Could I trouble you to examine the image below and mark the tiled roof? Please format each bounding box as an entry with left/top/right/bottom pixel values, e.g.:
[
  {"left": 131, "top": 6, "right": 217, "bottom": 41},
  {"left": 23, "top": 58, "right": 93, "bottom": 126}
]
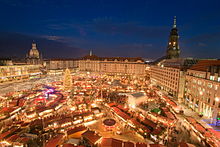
[
  {"left": 136, "top": 143, "right": 148, "bottom": 147},
  {"left": 149, "top": 144, "right": 165, "bottom": 147},
  {"left": 124, "top": 142, "right": 134, "bottom": 147},
  {"left": 82, "top": 130, "right": 101, "bottom": 145},
  {"left": 131, "top": 92, "right": 145, "bottom": 98},
  {"left": 67, "top": 126, "right": 87, "bottom": 135},
  {"left": 17, "top": 137, "right": 30, "bottom": 144},
  {"left": 6, "top": 134, "right": 19, "bottom": 142},
  {"left": 45, "top": 134, "right": 64, "bottom": 147},
  {"left": 44, "top": 55, "right": 144, "bottom": 62},
  {"left": 82, "top": 55, "right": 144, "bottom": 62},
  {"left": 44, "top": 58, "right": 79, "bottom": 61},
  {"left": 160, "top": 58, "right": 198, "bottom": 69},
  {"left": 190, "top": 59, "right": 220, "bottom": 71},
  {"left": 100, "top": 138, "right": 123, "bottom": 147},
  {"left": 62, "top": 144, "right": 76, "bottom": 147},
  {"left": 0, "top": 127, "right": 18, "bottom": 140},
  {"left": 143, "top": 119, "right": 157, "bottom": 128}
]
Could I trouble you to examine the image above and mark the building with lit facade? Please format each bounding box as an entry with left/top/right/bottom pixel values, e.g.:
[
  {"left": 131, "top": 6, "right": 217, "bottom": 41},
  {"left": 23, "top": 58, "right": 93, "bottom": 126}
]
[
  {"left": 44, "top": 59, "right": 79, "bottom": 72},
  {"left": 0, "top": 58, "right": 13, "bottom": 66},
  {"left": 0, "top": 64, "right": 42, "bottom": 83},
  {"left": 184, "top": 60, "right": 220, "bottom": 121},
  {"left": 150, "top": 17, "right": 198, "bottom": 101},
  {"left": 44, "top": 52, "right": 146, "bottom": 76},
  {"left": 78, "top": 53, "right": 146, "bottom": 76},
  {"left": 150, "top": 58, "right": 197, "bottom": 101}
]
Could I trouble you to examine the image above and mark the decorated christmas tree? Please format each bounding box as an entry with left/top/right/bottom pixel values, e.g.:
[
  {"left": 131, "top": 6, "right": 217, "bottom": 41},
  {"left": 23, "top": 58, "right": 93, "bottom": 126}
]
[{"left": 63, "top": 68, "right": 72, "bottom": 91}]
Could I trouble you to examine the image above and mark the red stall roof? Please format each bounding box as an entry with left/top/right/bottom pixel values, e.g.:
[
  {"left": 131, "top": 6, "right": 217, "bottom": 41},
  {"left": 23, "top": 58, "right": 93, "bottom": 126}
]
[
  {"left": 108, "top": 103, "right": 117, "bottom": 107},
  {"left": 124, "top": 142, "right": 134, "bottom": 147},
  {"left": 136, "top": 143, "right": 148, "bottom": 147},
  {"left": 62, "top": 144, "right": 75, "bottom": 147},
  {"left": 149, "top": 144, "right": 165, "bottom": 147},
  {"left": 142, "top": 119, "right": 157, "bottom": 128},
  {"left": 67, "top": 126, "right": 87, "bottom": 135},
  {"left": 82, "top": 130, "right": 101, "bottom": 145},
  {"left": 208, "top": 128, "right": 220, "bottom": 139},
  {"left": 100, "top": 138, "right": 123, "bottom": 147},
  {"left": 45, "top": 134, "right": 64, "bottom": 147}
]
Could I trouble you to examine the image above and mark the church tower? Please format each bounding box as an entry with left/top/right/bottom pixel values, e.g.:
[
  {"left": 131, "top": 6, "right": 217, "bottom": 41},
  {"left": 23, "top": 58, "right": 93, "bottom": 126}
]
[
  {"left": 166, "top": 16, "right": 180, "bottom": 59},
  {"left": 26, "top": 41, "right": 42, "bottom": 65}
]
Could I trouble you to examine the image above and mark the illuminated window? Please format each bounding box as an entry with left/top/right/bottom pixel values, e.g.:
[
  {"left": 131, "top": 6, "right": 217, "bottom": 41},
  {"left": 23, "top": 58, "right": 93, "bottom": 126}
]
[
  {"left": 210, "top": 76, "right": 215, "bottom": 80},
  {"left": 208, "top": 83, "right": 212, "bottom": 88},
  {"left": 218, "top": 77, "right": 220, "bottom": 82}
]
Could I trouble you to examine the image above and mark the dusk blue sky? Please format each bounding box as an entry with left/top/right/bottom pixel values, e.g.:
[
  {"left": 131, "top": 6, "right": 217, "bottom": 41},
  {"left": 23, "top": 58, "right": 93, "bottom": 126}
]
[{"left": 0, "top": 0, "right": 220, "bottom": 59}]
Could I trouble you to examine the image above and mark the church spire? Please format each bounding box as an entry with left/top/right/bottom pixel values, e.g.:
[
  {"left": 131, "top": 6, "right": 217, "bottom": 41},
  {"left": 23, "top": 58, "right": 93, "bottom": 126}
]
[
  {"left": 89, "top": 50, "right": 93, "bottom": 56},
  {"left": 173, "top": 16, "right": 177, "bottom": 28}
]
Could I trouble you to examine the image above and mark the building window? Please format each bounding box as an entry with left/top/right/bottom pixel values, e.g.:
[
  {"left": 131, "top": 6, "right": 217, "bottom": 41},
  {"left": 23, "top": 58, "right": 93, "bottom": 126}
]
[
  {"left": 208, "top": 83, "right": 212, "bottom": 88},
  {"left": 215, "top": 85, "right": 218, "bottom": 90},
  {"left": 210, "top": 76, "right": 215, "bottom": 81}
]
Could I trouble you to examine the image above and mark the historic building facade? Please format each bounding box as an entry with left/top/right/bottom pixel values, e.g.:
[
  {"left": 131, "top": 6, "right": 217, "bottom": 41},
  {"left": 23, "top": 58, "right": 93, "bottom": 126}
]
[
  {"left": 44, "top": 53, "right": 146, "bottom": 76},
  {"left": 78, "top": 54, "right": 146, "bottom": 76},
  {"left": 0, "top": 64, "right": 42, "bottom": 83},
  {"left": 184, "top": 60, "right": 220, "bottom": 121},
  {"left": 26, "top": 42, "right": 42, "bottom": 65},
  {"left": 150, "top": 58, "right": 197, "bottom": 101},
  {"left": 0, "top": 58, "right": 13, "bottom": 66},
  {"left": 44, "top": 59, "right": 79, "bottom": 70}
]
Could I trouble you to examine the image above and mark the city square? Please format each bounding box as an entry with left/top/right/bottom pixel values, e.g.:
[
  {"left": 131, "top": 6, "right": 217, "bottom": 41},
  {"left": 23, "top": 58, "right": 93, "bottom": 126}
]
[
  {"left": 0, "top": 70, "right": 219, "bottom": 146},
  {"left": 0, "top": 0, "right": 220, "bottom": 147}
]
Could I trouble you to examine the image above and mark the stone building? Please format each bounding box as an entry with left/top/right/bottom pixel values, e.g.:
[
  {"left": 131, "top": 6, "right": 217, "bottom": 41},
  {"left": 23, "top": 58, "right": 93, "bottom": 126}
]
[
  {"left": 78, "top": 53, "right": 146, "bottom": 76},
  {"left": 150, "top": 58, "right": 197, "bottom": 101},
  {"left": 44, "top": 52, "right": 146, "bottom": 76},
  {"left": 44, "top": 59, "right": 79, "bottom": 70},
  {"left": 26, "top": 41, "right": 42, "bottom": 65},
  {"left": 0, "top": 64, "right": 42, "bottom": 83},
  {"left": 184, "top": 60, "right": 220, "bottom": 121}
]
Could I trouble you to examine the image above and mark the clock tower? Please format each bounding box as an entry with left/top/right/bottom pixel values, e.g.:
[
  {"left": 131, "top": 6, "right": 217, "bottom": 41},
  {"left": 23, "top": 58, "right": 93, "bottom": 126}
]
[{"left": 166, "top": 16, "right": 180, "bottom": 59}]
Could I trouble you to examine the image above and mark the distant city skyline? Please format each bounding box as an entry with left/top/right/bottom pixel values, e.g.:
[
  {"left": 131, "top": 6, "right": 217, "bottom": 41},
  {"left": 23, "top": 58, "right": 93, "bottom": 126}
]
[{"left": 0, "top": 0, "right": 220, "bottom": 59}]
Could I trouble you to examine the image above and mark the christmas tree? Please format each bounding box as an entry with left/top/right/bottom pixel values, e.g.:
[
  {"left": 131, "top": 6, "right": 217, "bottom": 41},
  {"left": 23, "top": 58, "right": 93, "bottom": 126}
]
[{"left": 63, "top": 68, "right": 72, "bottom": 91}]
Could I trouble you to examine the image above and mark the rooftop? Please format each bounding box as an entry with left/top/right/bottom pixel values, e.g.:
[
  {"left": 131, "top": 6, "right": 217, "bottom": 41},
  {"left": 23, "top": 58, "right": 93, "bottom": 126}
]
[
  {"left": 131, "top": 92, "right": 145, "bottom": 98},
  {"left": 100, "top": 138, "right": 123, "bottom": 147},
  {"left": 189, "top": 59, "right": 220, "bottom": 72},
  {"left": 82, "top": 130, "right": 102, "bottom": 145}
]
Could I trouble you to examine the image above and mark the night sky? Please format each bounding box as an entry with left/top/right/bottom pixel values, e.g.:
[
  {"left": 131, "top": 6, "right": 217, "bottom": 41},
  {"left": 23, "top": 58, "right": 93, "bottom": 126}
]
[{"left": 0, "top": 0, "right": 220, "bottom": 59}]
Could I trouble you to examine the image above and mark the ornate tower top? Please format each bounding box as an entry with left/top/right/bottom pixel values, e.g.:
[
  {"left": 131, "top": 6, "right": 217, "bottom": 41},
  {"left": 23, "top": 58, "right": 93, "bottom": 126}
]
[
  {"left": 173, "top": 16, "right": 177, "bottom": 28},
  {"left": 26, "top": 41, "right": 43, "bottom": 65},
  {"left": 32, "top": 41, "right": 37, "bottom": 50},
  {"left": 29, "top": 41, "right": 40, "bottom": 58},
  {"left": 166, "top": 16, "right": 180, "bottom": 59}
]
